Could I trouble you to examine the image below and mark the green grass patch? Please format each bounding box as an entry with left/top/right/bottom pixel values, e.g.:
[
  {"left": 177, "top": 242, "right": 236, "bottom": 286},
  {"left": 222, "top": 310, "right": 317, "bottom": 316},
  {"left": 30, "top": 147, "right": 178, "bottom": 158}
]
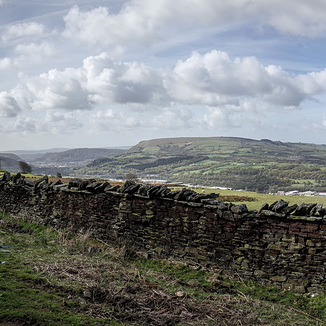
[
  {"left": 0, "top": 257, "right": 109, "bottom": 326},
  {"left": 173, "top": 186, "right": 326, "bottom": 211},
  {"left": 0, "top": 214, "right": 120, "bottom": 325},
  {"left": 1, "top": 212, "right": 326, "bottom": 325}
]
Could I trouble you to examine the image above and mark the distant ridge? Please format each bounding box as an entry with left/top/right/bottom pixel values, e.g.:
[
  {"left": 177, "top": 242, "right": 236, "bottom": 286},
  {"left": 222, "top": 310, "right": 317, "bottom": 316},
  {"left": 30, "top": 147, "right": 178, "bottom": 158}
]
[
  {"left": 0, "top": 153, "right": 24, "bottom": 172},
  {"left": 77, "top": 136, "right": 326, "bottom": 192}
]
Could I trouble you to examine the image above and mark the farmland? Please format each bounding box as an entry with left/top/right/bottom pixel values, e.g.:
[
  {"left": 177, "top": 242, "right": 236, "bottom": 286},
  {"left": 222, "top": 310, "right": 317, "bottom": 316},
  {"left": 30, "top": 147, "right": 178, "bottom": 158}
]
[{"left": 77, "top": 137, "right": 326, "bottom": 193}]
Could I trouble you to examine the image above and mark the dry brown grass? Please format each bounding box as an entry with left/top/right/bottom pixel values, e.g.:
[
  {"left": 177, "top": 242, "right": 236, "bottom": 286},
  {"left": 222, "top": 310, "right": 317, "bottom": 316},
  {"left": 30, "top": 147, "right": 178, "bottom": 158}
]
[{"left": 1, "top": 213, "right": 325, "bottom": 325}]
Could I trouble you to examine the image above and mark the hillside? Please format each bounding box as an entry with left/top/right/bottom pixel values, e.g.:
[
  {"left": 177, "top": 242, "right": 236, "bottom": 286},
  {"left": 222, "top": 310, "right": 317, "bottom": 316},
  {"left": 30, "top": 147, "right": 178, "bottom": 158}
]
[
  {"left": 77, "top": 137, "right": 326, "bottom": 192},
  {"left": 32, "top": 148, "right": 126, "bottom": 166},
  {"left": 1, "top": 148, "right": 127, "bottom": 176},
  {"left": 0, "top": 153, "right": 25, "bottom": 172},
  {"left": 8, "top": 148, "right": 69, "bottom": 161}
]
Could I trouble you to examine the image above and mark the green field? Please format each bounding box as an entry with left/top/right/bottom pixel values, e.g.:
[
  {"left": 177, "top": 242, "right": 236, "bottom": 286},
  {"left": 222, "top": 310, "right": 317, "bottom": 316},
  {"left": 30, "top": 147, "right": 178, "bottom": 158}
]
[
  {"left": 76, "top": 137, "right": 326, "bottom": 193},
  {"left": 186, "top": 186, "right": 326, "bottom": 211}
]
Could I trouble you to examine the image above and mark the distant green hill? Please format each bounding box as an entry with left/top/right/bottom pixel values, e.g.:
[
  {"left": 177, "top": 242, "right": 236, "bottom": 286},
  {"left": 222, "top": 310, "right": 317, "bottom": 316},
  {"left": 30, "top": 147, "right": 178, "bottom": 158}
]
[
  {"left": 33, "top": 148, "right": 126, "bottom": 166},
  {"left": 76, "top": 137, "right": 326, "bottom": 192}
]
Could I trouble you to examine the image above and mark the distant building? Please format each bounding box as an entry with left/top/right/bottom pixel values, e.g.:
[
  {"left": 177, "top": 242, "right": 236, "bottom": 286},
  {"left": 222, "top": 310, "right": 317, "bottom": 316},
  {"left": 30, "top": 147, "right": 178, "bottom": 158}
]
[
  {"left": 300, "top": 191, "right": 316, "bottom": 196},
  {"left": 285, "top": 190, "right": 300, "bottom": 196}
]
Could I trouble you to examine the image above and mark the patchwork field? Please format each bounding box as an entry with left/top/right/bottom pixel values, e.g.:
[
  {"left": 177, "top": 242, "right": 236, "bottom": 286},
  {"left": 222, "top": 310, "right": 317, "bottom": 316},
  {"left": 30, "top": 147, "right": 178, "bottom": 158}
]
[{"left": 77, "top": 137, "right": 326, "bottom": 193}]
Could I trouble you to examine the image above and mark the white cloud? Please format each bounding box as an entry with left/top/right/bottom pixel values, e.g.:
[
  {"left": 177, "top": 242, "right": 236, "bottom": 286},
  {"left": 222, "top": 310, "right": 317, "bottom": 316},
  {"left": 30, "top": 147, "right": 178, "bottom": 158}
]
[
  {"left": 166, "top": 50, "right": 315, "bottom": 108},
  {"left": 82, "top": 52, "right": 164, "bottom": 104},
  {"left": 43, "top": 111, "right": 83, "bottom": 134},
  {"left": 202, "top": 101, "right": 265, "bottom": 131},
  {"left": 9, "top": 84, "right": 32, "bottom": 111},
  {"left": 62, "top": 2, "right": 253, "bottom": 49},
  {"left": 3, "top": 0, "right": 326, "bottom": 148},
  {"left": 203, "top": 106, "right": 237, "bottom": 129},
  {"left": 0, "top": 91, "right": 21, "bottom": 117},
  {"left": 93, "top": 109, "right": 121, "bottom": 121},
  {"left": 26, "top": 68, "right": 92, "bottom": 111},
  {"left": 0, "top": 57, "right": 11, "bottom": 70},
  {"left": 294, "top": 70, "right": 326, "bottom": 95},
  {"left": 5, "top": 116, "right": 37, "bottom": 133},
  {"left": 3, "top": 48, "right": 326, "bottom": 141},
  {"left": 0, "top": 52, "right": 165, "bottom": 115},
  {"left": 2, "top": 22, "right": 46, "bottom": 42},
  {"left": 92, "top": 108, "right": 142, "bottom": 131},
  {"left": 151, "top": 105, "right": 193, "bottom": 129},
  {"left": 260, "top": 0, "right": 326, "bottom": 37},
  {"left": 63, "top": 5, "right": 157, "bottom": 46},
  {"left": 61, "top": 1, "right": 326, "bottom": 54},
  {"left": 13, "top": 42, "right": 56, "bottom": 66},
  {"left": 2, "top": 111, "right": 83, "bottom": 135}
]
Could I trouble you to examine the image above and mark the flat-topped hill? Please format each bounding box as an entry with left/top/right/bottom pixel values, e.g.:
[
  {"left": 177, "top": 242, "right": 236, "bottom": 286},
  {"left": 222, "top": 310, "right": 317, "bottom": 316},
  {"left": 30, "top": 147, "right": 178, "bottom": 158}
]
[{"left": 78, "top": 137, "right": 326, "bottom": 192}]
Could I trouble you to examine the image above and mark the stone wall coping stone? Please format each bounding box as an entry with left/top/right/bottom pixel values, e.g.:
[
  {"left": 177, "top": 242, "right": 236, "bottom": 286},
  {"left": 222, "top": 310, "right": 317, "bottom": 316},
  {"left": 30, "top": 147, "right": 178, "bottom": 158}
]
[
  {"left": 288, "top": 215, "right": 325, "bottom": 221},
  {"left": 260, "top": 210, "right": 287, "bottom": 218}
]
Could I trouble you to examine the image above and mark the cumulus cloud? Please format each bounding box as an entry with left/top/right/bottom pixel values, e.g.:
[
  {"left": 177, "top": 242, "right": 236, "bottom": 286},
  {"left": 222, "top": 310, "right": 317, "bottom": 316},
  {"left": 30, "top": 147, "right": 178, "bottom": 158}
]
[
  {"left": 26, "top": 68, "right": 92, "bottom": 111},
  {"left": 166, "top": 50, "right": 319, "bottom": 109},
  {"left": 2, "top": 22, "right": 46, "bottom": 42},
  {"left": 62, "top": 1, "right": 326, "bottom": 52},
  {"left": 4, "top": 49, "right": 326, "bottom": 134},
  {"left": 203, "top": 106, "right": 238, "bottom": 129},
  {"left": 294, "top": 70, "right": 326, "bottom": 95},
  {"left": 0, "top": 52, "right": 165, "bottom": 115},
  {"left": 9, "top": 85, "right": 33, "bottom": 111},
  {"left": 5, "top": 116, "right": 37, "bottom": 133},
  {"left": 0, "top": 91, "right": 21, "bottom": 117},
  {"left": 63, "top": 5, "right": 157, "bottom": 46},
  {"left": 2, "top": 111, "right": 83, "bottom": 135},
  {"left": 82, "top": 52, "right": 164, "bottom": 104},
  {"left": 202, "top": 100, "right": 266, "bottom": 130},
  {"left": 151, "top": 105, "right": 193, "bottom": 129},
  {"left": 62, "top": 2, "right": 253, "bottom": 48},
  {"left": 92, "top": 109, "right": 143, "bottom": 131},
  {"left": 13, "top": 42, "right": 56, "bottom": 66},
  {"left": 43, "top": 111, "right": 83, "bottom": 134}
]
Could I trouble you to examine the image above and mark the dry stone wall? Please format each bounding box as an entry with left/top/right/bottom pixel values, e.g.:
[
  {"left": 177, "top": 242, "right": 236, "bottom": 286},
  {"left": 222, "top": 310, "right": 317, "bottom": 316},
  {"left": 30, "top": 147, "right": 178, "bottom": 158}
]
[{"left": 1, "top": 172, "right": 326, "bottom": 293}]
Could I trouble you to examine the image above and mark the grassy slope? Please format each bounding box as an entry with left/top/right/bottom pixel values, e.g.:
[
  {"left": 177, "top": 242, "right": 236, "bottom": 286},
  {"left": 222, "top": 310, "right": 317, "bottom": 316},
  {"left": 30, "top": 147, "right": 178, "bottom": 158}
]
[
  {"left": 78, "top": 137, "right": 326, "bottom": 192},
  {"left": 171, "top": 186, "right": 326, "bottom": 211},
  {"left": 1, "top": 213, "right": 326, "bottom": 325},
  {"left": 36, "top": 148, "right": 126, "bottom": 164}
]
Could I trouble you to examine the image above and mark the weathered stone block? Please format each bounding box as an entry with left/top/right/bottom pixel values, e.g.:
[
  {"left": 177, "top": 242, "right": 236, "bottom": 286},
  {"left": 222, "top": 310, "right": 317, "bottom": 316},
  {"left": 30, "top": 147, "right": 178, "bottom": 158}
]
[{"left": 270, "top": 276, "right": 287, "bottom": 282}]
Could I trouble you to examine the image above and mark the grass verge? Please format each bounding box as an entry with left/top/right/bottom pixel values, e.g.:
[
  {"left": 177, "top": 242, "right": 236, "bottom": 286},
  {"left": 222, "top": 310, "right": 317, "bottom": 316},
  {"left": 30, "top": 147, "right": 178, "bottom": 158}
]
[{"left": 0, "top": 212, "right": 326, "bottom": 325}]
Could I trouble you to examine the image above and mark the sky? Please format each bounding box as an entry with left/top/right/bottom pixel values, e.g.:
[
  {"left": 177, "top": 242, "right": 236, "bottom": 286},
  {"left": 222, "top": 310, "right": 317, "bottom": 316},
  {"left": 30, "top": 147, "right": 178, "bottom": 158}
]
[{"left": 2, "top": 1, "right": 326, "bottom": 150}]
